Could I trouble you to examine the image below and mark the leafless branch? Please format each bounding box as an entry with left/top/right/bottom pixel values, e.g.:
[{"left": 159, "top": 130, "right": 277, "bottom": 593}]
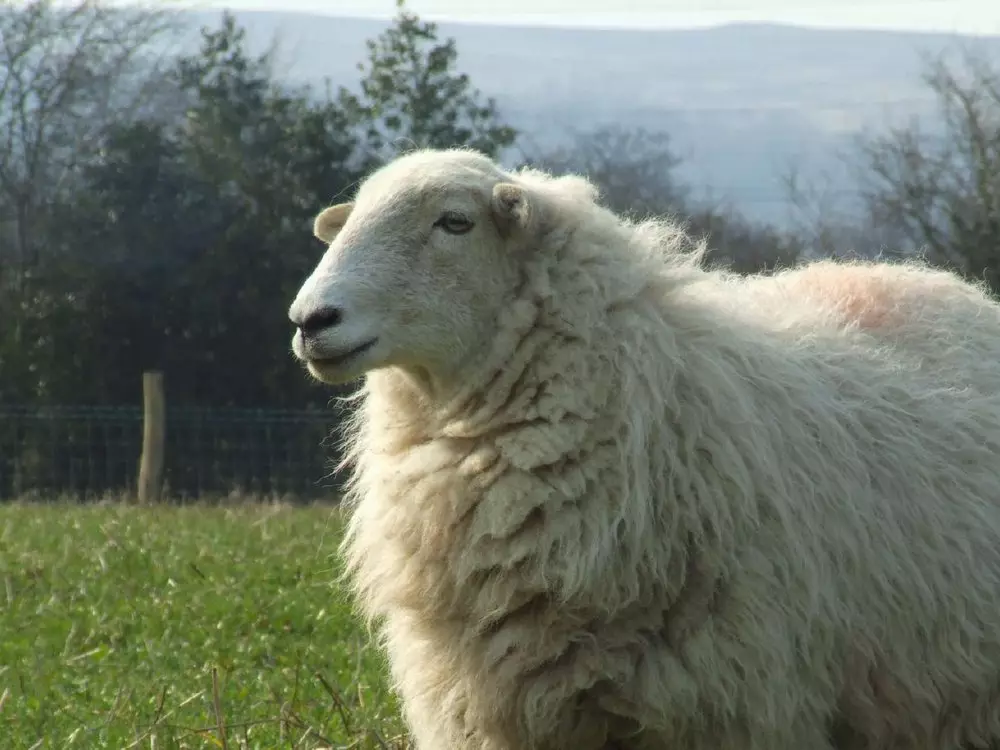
[{"left": 0, "top": 0, "right": 183, "bottom": 269}]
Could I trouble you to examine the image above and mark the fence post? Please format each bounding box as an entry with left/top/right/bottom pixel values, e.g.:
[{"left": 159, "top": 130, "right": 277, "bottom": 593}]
[{"left": 138, "top": 370, "right": 166, "bottom": 503}]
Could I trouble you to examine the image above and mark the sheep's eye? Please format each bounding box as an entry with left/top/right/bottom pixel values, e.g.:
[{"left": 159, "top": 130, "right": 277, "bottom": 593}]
[{"left": 433, "top": 211, "right": 474, "bottom": 235}]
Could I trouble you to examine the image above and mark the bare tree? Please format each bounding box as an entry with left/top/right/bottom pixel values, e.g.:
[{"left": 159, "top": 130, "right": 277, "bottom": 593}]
[
  {"left": 782, "top": 160, "right": 910, "bottom": 262},
  {"left": 527, "top": 124, "right": 803, "bottom": 273},
  {"left": 786, "top": 49, "right": 1000, "bottom": 290},
  {"left": 686, "top": 201, "right": 804, "bottom": 274},
  {"left": 0, "top": 0, "right": 183, "bottom": 272},
  {"left": 525, "top": 124, "right": 689, "bottom": 219},
  {"left": 852, "top": 50, "right": 1000, "bottom": 292}
]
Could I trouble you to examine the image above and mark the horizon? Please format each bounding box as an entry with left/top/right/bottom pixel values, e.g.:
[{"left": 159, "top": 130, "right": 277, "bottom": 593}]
[
  {"left": 90, "top": 0, "right": 1000, "bottom": 36},
  {"left": 191, "top": 0, "right": 1000, "bottom": 36}
]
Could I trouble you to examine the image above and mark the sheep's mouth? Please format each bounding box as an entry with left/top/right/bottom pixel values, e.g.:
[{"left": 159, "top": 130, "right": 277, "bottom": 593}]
[{"left": 310, "top": 337, "right": 379, "bottom": 368}]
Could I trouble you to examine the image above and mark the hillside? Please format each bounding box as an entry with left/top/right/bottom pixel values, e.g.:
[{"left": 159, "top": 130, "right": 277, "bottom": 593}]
[{"left": 176, "top": 10, "right": 1000, "bottom": 225}]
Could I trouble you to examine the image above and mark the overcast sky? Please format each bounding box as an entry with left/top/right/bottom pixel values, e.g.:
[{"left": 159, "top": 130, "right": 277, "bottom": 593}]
[{"left": 177, "top": 0, "right": 1000, "bottom": 35}]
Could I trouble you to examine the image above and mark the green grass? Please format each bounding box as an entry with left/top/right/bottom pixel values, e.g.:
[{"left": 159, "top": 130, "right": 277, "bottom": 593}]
[{"left": 0, "top": 499, "right": 407, "bottom": 749}]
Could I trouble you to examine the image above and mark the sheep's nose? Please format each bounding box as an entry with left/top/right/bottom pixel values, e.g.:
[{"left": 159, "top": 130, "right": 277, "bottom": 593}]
[{"left": 292, "top": 306, "right": 343, "bottom": 335}]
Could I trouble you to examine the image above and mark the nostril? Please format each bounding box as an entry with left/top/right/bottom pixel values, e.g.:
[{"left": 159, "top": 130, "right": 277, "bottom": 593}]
[{"left": 299, "top": 306, "right": 343, "bottom": 334}]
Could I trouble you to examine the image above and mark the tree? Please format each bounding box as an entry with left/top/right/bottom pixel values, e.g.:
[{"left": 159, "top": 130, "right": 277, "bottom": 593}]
[
  {"left": 0, "top": 0, "right": 180, "bottom": 271},
  {"left": 174, "top": 12, "right": 359, "bottom": 233},
  {"left": 0, "top": 0, "right": 180, "bottom": 404},
  {"left": 0, "top": 9, "right": 363, "bottom": 408},
  {"left": 60, "top": 11, "right": 363, "bottom": 408},
  {"left": 834, "top": 51, "right": 1000, "bottom": 293},
  {"left": 528, "top": 124, "right": 803, "bottom": 273},
  {"left": 0, "top": 4, "right": 523, "bottom": 495},
  {"left": 527, "top": 125, "right": 688, "bottom": 219},
  {"left": 1, "top": 1, "right": 520, "bottom": 409},
  {"left": 687, "top": 203, "right": 804, "bottom": 274},
  {"left": 339, "top": 0, "right": 517, "bottom": 164}
]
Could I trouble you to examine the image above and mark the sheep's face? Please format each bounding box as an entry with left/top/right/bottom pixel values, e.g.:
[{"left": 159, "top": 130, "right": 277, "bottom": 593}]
[{"left": 288, "top": 150, "right": 539, "bottom": 387}]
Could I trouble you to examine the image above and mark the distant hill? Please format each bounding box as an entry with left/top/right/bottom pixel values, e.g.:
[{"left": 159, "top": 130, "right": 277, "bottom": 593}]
[{"left": 173, "top": 10, "right": 1000, "bottom": 226}]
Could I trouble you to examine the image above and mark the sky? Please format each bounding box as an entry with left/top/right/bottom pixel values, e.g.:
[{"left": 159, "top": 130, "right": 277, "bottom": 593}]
[{"left": 176, "top": 0, "right": 1000, "bottom": 36}]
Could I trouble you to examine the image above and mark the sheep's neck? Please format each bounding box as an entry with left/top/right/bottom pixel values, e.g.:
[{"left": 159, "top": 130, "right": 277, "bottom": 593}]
[{"left": 346, "top": 251, "right": 689, "bottom": 616}]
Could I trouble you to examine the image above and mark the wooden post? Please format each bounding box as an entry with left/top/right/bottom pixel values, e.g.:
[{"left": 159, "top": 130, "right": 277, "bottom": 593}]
[{"left": 138, "top": 370, "right": 166, "bottom": 503}]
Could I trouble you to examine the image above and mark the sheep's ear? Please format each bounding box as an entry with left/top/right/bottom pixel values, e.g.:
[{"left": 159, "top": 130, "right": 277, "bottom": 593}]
[
  {"left": 313, "top": 202, "right": 353, "bottom": 243},
  {"left": 491, "top": 183, "right": 533, "bottom": 236}
]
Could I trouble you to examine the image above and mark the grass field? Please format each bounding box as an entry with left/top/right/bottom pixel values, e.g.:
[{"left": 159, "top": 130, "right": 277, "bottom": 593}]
[{"left": 0, "top": 499, "right": 408, "bottom": 749}]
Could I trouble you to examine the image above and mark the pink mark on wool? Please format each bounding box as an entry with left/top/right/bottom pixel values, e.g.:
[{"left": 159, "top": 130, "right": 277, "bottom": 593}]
[{"left": 787, "top": 265, "right": 908, "bottom": 331}]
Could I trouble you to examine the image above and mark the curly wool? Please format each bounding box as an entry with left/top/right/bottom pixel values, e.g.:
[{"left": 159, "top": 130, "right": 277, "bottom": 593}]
[{"left": 333, "top": 163, "right": 1000, "bottom": 750}]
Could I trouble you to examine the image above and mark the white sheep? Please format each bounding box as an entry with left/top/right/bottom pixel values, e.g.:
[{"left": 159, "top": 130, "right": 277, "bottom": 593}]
[{"left": 287, "top": 147, "right": 1000, "bottom": 750}]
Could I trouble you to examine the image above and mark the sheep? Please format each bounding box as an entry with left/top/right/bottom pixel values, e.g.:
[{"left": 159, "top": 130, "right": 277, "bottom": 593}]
[{"left": 287, "top": 147, "right": 1000, "bottom": 750}]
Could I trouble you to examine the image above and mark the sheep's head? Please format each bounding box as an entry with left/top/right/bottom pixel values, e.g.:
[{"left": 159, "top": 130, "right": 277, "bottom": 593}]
[{"left": 288, "top": 148, "right": 586, "bottom": 387}]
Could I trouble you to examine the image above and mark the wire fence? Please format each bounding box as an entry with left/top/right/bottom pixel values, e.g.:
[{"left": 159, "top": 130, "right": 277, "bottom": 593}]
[{"left": 0, "top": 404, "right": 346, "bottom": 502}]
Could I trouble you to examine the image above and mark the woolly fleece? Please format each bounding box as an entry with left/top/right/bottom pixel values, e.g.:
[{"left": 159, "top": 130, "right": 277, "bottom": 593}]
[{"left": 297, "top": 149, "right": 1000, "bottom": 750}]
